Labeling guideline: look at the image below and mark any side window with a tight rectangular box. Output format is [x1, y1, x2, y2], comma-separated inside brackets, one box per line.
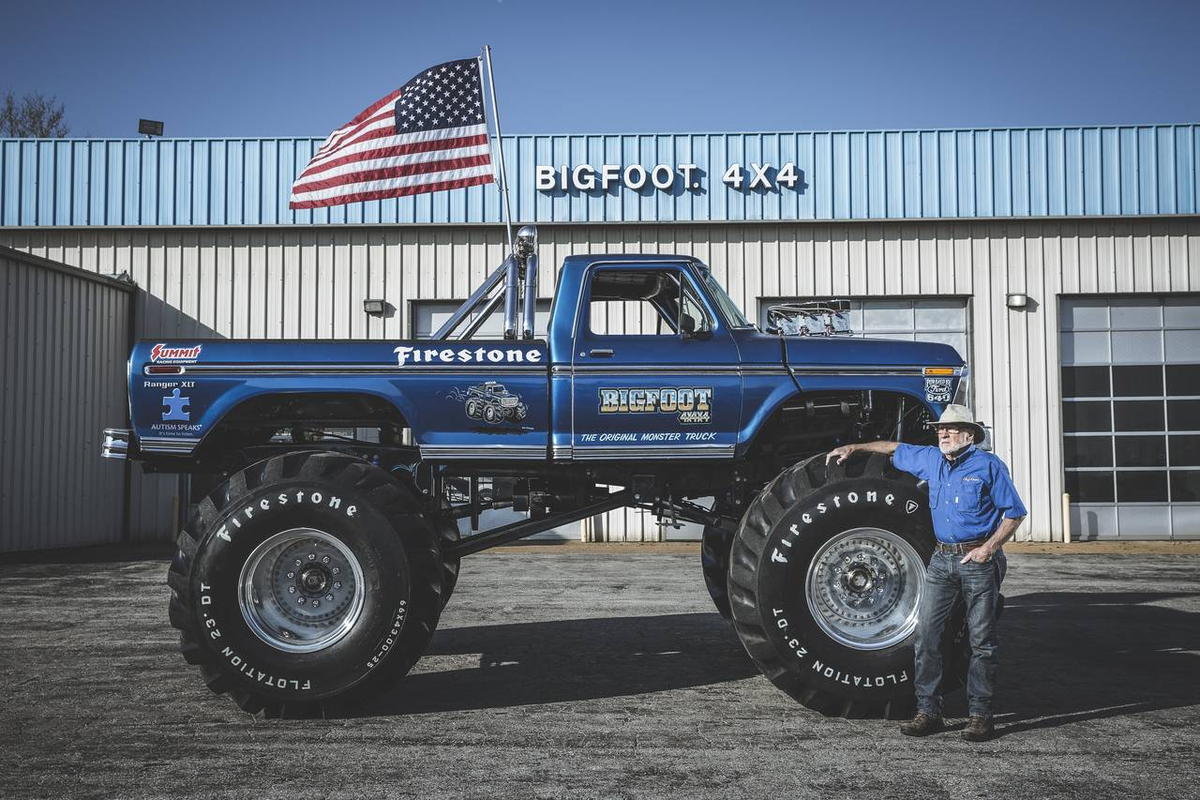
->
[680, 284, 710, 336]
[587, 269, 709, 336]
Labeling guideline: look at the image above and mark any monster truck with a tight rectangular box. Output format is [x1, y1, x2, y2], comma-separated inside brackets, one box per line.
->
[465, 381, 528, 424]
[102, 225, 972, 718]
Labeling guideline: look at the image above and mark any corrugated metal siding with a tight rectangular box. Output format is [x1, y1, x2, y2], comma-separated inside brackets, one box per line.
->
[3, 126, 1197, 227]
[0, 247, 132, 551]
[2, 219, 1197, 543]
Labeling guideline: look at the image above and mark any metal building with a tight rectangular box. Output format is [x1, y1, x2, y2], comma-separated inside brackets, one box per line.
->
[1, 125, 1198, 546]
[0, 246, 133, 551]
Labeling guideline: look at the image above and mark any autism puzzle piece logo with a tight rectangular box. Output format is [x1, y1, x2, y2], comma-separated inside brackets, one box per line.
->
[162, 388, 191, 421]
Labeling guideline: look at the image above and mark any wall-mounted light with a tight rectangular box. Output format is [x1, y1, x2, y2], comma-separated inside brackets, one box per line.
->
[363, 299, 392, 317]
[138, 119, 164, 138]
[1006, 293, 1029, 310]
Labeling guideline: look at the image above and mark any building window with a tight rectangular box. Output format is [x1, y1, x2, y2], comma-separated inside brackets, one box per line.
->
[412, 299, 552, 339]
[1061, 295, 1200, 539]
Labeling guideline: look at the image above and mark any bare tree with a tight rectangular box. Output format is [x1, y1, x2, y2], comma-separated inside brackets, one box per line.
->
[1, 92, 70, 137]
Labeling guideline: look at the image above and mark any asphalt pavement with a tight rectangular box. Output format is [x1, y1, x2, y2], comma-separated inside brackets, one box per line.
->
[1, 545, 1198, 799]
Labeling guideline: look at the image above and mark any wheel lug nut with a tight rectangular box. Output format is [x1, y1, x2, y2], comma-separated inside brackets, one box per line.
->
[332, 568, 340, 575]
[312, 600, 320, 608]
[325, 594, 334, 601]
[322, 556, 330, 564]
[295, 559, 302, 566]
[333, 582, 342, 590]
[297, 596, 306, 604]
[288, 586, 296, 594]
[308, 553, 316, 561]
[287, 571, 295, 579]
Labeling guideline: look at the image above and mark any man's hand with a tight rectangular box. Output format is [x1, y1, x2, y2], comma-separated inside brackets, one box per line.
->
[961, 545, 996, 564]
[826, 445, 858, 465]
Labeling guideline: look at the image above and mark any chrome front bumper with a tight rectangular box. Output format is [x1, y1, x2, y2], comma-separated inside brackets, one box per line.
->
[101, 428, 131, 460]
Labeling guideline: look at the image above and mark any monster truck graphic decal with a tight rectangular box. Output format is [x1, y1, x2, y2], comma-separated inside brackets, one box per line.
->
[452, 382, 528, 425]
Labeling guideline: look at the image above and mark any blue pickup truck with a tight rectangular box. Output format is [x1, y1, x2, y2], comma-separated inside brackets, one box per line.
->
[104, 225, 970, 718]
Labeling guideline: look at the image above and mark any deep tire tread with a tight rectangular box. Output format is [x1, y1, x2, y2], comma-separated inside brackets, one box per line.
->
[166, 451, 444, 717]
[730, 451, 916, 720]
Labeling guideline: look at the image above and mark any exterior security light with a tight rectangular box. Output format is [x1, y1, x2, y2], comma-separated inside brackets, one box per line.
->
[1006, 293, 1029, 310]
[138, 119, 164, 137]
[362, 299, 390, 317]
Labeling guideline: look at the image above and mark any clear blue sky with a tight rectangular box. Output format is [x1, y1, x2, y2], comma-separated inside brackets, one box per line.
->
[3, 0, 1198, 138]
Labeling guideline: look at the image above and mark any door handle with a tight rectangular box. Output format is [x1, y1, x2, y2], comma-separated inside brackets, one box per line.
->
[588, 348, 614, 358]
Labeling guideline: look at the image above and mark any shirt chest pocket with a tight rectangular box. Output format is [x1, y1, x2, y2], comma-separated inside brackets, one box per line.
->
[952, 479, 984, 509]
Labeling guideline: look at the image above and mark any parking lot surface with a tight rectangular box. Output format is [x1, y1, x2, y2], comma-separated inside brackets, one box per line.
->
[2, 546, 1198, 799]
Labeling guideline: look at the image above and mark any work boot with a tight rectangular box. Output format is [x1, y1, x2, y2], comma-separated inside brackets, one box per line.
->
[900, 713, 943, 737]
[961, 716, 994, 742]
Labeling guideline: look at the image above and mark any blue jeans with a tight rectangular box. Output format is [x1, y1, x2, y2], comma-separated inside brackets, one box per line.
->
[914, 548, 1007, 720]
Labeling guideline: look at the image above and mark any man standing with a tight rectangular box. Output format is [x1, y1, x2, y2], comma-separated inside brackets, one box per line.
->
[826, 404, 1027, 742]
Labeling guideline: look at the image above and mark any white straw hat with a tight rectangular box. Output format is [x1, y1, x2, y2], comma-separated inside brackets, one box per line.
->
[929, 404, 986, 443]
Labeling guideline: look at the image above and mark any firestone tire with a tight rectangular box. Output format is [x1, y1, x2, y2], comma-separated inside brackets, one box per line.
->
[729, 452, 966, 719]
[700, 502, 741, 621]
[166, 451, 444, 718]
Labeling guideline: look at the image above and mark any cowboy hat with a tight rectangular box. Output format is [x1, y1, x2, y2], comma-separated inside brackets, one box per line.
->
[929, 404, 986, 443]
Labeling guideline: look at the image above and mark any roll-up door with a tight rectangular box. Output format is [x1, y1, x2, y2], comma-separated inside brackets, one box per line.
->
[1060, 296, 1200, 540]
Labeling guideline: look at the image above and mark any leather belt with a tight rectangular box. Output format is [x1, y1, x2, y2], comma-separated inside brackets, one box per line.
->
[936, 539, 988, 554]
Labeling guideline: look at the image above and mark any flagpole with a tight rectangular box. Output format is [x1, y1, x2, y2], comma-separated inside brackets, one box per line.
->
[481, 45, 515, 255]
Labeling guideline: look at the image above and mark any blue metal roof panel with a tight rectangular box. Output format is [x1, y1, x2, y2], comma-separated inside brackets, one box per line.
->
[2, 126, 1196, 228]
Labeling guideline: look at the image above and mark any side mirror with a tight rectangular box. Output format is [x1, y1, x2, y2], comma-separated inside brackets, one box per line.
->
[681, 314, 713, 340]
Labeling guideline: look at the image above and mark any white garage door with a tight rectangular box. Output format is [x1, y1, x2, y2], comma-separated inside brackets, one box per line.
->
[1060, 296, 1200, 540]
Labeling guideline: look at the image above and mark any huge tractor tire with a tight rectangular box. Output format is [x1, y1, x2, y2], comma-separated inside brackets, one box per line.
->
[700, 501, 742, 621]
[167, 451, 444, 717]
[729, 452, 966, 719]
[392, 465, 460, 609]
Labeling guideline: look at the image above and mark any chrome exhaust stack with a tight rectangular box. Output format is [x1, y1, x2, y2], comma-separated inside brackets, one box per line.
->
[516, 225, 538, 340]
[436, 225, 539, 341]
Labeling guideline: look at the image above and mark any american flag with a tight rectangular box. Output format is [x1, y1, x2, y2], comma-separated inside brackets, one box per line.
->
[289, 57, 495, 209]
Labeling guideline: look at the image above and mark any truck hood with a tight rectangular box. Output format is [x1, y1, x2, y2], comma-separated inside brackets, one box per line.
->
[732, 328, 964, 371]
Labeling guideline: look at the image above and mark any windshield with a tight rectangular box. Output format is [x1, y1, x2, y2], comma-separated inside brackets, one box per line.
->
[695, 264, 752, 328]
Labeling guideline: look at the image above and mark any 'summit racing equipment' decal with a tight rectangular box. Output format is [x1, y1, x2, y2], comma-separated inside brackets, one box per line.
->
[150, 343, 203, 362]
[598, 387, 713, 424]
[393, 345, 543, 366]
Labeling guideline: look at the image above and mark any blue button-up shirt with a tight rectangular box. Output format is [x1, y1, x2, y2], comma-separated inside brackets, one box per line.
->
[892, 444, 1028, 544]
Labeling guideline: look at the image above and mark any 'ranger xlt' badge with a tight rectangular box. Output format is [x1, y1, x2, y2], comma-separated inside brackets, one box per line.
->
[598, 387, 713, 424]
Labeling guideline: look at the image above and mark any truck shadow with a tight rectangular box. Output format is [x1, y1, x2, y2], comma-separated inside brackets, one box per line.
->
[364, 612, 757, 716]
[359, 591, 1200, 726]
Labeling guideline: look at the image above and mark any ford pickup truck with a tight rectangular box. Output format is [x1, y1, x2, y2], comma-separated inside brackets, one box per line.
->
[104, 225, 970, 718]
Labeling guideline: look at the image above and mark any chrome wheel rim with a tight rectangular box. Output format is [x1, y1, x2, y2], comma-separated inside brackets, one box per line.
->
[238, 528, 365, 653]
[804, 527, 924, 651]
